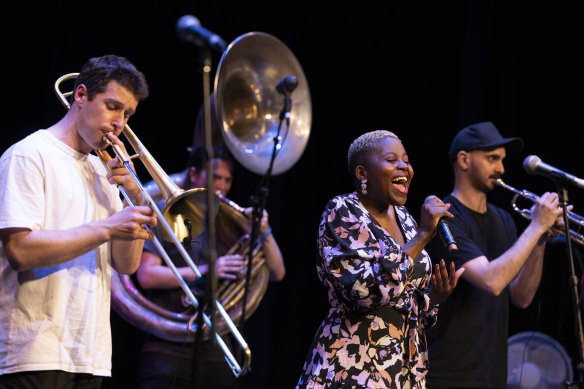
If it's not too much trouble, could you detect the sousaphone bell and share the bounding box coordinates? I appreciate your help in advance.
[215,31,311,176]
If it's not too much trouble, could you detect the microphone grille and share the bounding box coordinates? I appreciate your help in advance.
[177,14,200,29]
[523,155,541,174]
[176,15,200,42]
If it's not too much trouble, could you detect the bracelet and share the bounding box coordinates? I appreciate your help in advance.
[261,227,272,242]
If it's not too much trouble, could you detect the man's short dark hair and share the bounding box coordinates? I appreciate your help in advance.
[73,55,149,102]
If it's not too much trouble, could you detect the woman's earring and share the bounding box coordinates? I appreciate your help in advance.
[360,179,368,195]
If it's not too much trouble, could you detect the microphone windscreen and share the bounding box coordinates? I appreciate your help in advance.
[523,155,541,174]
[177,14,200,30]
[424,195,437,202]
[176,15,201,43]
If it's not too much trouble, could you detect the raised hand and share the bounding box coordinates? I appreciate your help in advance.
[419,196,453,237]
[103,133,143,205]
[429,259,465,305]
[243,207,271,235]
[530,192,564,237]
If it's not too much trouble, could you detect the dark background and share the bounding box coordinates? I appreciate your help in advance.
[2,1,583,387]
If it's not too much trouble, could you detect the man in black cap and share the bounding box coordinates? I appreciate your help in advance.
[425,121,564,388]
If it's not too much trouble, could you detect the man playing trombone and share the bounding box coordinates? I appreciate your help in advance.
[424,121,565,389]
[0,55,156,388]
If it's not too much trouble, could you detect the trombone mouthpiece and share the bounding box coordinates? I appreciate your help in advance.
[102,135,113,145]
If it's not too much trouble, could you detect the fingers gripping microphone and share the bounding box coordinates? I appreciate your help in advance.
[176,15,226,52]
[523,155,584,190]
[425,196,458,252]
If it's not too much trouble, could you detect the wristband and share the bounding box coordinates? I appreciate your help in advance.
[261,226,272,242]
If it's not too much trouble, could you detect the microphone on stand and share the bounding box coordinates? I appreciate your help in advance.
[176,14,226,52]
[523,155,584,190]
[425,196,458,252]
[276,76,298,128]
[276,75,298,96]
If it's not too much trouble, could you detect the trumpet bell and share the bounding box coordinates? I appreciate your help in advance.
[215,32,312,176]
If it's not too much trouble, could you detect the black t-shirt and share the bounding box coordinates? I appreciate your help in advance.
[425,195,517,388]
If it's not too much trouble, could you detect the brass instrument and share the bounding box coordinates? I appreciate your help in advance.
[214,31,311,176]
[54,73,252,377]
[112,169,270,341]
[495,178,584,245]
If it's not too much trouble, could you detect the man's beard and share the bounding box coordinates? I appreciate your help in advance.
[469,166,499,193]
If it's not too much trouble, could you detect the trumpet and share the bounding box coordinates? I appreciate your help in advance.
[54,73,251,377]
[495,178,584,245]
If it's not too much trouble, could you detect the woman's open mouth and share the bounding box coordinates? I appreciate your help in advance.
[392,176,409,194]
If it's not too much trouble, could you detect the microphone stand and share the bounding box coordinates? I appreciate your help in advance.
[557,184,584,389]
[192,47,218,389]
[239,91,291,332]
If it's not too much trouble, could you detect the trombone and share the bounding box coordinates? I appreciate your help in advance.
[495,178,584,245]
[54,73,251,377]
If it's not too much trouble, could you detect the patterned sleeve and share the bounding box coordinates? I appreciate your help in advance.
[403,203,439,327]
[420,281,440,327]
[317,194,416,312]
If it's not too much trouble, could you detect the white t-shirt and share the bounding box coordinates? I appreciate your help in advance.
[0,130,123,376]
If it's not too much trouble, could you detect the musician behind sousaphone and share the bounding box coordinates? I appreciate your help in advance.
[135,144,285,389]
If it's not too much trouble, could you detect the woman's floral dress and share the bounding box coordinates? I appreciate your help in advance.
[296,192,438,389]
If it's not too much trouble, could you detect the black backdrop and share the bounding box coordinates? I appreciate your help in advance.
[2,1,583,387]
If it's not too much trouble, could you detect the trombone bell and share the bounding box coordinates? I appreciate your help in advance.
[159,187,218,243]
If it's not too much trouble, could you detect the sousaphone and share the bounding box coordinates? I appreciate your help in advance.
[215,31,311,176]
[111,32,311,344]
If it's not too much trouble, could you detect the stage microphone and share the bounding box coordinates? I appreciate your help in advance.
[276,76,298,96]
[276,76,297,126]
[425,196,458,252]
[176,15,226,52]
[523,155,584,190]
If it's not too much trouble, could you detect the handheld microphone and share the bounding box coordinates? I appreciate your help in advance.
[176,15,226,52]
[523,155,584,190]
[425,196,458,252]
